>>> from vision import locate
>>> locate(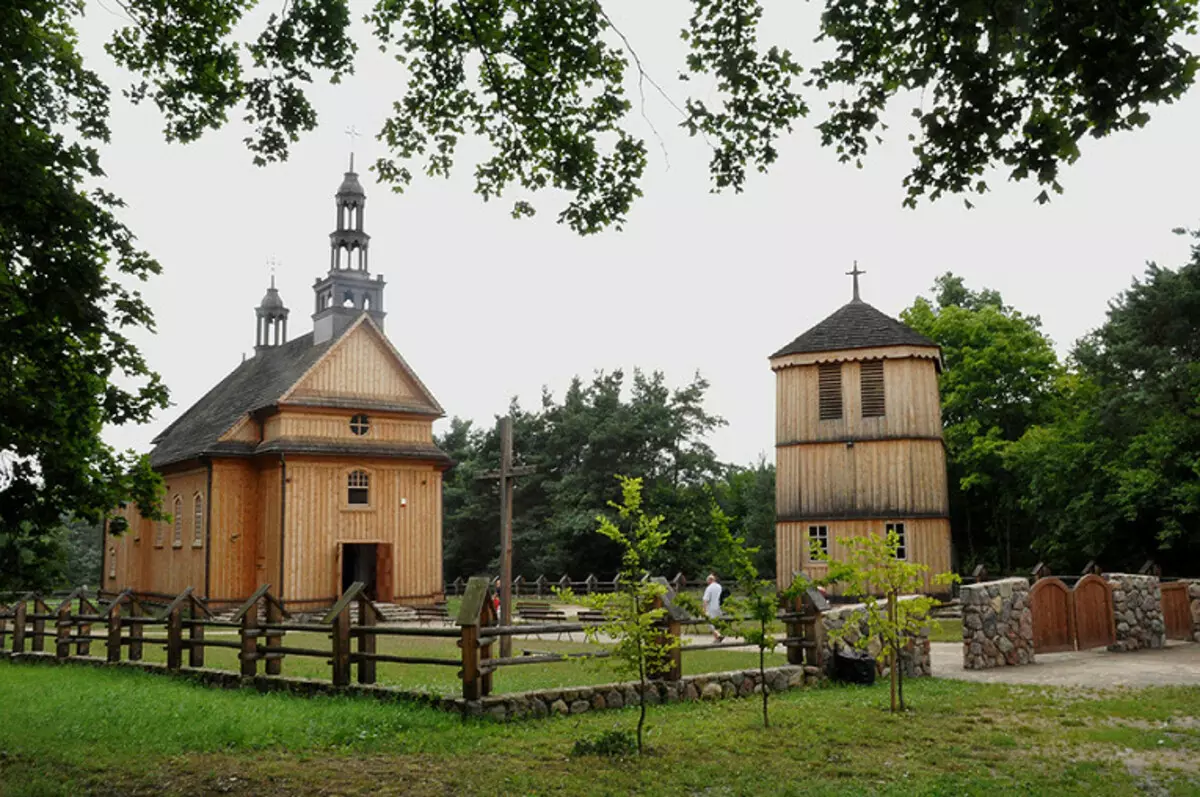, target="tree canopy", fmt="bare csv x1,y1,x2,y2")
439,368,771,580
